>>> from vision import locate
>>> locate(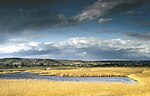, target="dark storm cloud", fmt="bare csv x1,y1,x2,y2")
126,32,150,40
1,0,149,30
125,10,145,16
0,0,149,36
0,0,78,35
128,18,150,27
0,4,61,32
0,0,81,44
